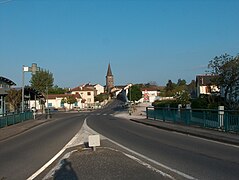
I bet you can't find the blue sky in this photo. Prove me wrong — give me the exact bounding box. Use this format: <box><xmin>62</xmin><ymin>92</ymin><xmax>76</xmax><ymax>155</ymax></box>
<box><xmin>0</xmin><ymin>0</ymin><xmax>239</xmax><ymax>88</ymax></box>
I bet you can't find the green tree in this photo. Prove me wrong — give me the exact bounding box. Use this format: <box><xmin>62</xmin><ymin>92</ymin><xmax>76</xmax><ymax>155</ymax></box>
<box><xmin>5</xmin><ymin>89</ymin><xmax>22</xmax><ymax>112</ymax></box>
<box><xmin>164</xmin><ymin>80</ymin><xmax>176</xmax><ymax>97</ymax></box>
<box><xmin>187</xmin><ymin>80</ymin><xmax>196</xmax><ymax>97</ymax></box>
<box><xmin>30</xmin><ymin>69</ymin><xmax>54</xmax><ymax>93</ymax></box>
<box><xmin>95</xmin><ymin>93</ymin><xmax>109</xmax><ymax>102</ymax></box>
<box><xmin>128</xmin><ymin>85</ymin><xmax>142</xmax><ymax>102</ymax></box>
<box><xmin>208</xmin><ymin>53</ymin><xmax>239</xmax><ymax>109</ymax></box>
<box><xmin>63</xmin><ymin>95</ymin><xmax>77</xmax><ymax>109</ymax></box>
<box><xmin>177</xmin><ymin>79</ymin><xmax>186</xmax><ymax>86</ymax></box>
<box><xmin>174</xmin><ymin>90</ymin><xmax>190</xmax><ymax>107</ymax></box>
<box><xmin>49</xmin><ymin>85</ymin><xmax>68</xmax><ymax>94</ymax></box>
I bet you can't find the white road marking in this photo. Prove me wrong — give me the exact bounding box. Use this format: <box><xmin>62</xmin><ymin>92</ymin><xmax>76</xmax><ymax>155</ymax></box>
<box><xmin>27</xmin><ymin>148</ymin><xmax>66</xmax><ymax>180</ymax></box>
<box><xmin>28</xmin><ymin>117</ymin><xmax>197</xmax><ymax>180</ymax></box>
<box><xmin>27</xmin><ymin>117</ymin><xmax>105</xmax><ymax>180</ymax></box>
<box><xmin>84</xmin><ymin>120</ymin><xmax>197</xmax><ymax>180</ymax></box>
<box><xmin>42</xmin><ymin>150</ymin><xmax>77</xmax><ymax>180</ymax></box>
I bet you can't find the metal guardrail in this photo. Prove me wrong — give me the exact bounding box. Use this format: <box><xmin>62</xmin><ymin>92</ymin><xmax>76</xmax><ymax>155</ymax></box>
<box><xmin>146</xmin><ymin>107</ymin><xmax>239</xmax><ymax>133</ymax></box>
<box><xmin>0</xmin><ymin>111</ymin><xmax>33</xmax><ymax>128</ymax></box>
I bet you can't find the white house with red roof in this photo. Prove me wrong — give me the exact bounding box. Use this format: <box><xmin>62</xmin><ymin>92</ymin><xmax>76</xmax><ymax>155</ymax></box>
<box><xmin>140</xmin><ymin>87</ymin><xmax>160</xmax><ymax>103</ymax></box>
<box><xmin>70</xmin><ymin>85</ymin><xmax>95</xmax><ymax>105</ymax></box>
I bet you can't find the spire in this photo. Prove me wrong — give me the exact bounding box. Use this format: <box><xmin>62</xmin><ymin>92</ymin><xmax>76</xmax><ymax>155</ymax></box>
<box><xmin>107</xmin><ymin>63</ymin><xmax>113</xmax><ymax>76</ymax></box>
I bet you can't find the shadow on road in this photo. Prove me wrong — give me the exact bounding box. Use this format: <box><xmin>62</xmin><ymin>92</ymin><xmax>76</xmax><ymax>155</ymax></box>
<box><xmin>53</xmin><ymin>159</ymin><xmax>78</xmax><ymax>180</ymax></box>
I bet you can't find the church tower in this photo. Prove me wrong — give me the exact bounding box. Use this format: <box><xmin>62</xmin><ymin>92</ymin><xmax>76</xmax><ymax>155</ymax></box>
<box><xmin>106</xmin><ymin>63</ymin><xmax>114</xmax><ymax>93</ymax></box>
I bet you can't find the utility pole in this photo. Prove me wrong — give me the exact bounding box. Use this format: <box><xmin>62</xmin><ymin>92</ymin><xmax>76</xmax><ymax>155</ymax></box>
<box><xmin>21</xmin><ymin>63</ymin><xmax>39</xmax><ymax>113</ymax></box>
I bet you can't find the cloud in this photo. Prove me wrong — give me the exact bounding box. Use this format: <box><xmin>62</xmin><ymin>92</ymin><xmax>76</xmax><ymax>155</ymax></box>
<box><xmin>0</xmin><ymin>0</ymin><xmax>12</xmax><ymax>4</ymax></box>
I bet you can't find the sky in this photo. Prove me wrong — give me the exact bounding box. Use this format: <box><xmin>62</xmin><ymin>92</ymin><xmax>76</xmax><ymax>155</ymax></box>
<box><xmin>0</xmin><ymin>0</ymin><xmax>239</xmax><ymax>88</ymax></box>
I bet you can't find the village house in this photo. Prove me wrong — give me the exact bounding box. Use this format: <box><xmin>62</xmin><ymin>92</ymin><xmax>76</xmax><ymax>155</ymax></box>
<box><xmin>29</xmin><ymin>93</ymin><xmax>82</xmax><ymax>111</ymax></box>
<box><xmin>70</xmin><ymin>85</ymin><xmax>95</xmax><ymax>107</ymax></box>
<box><xmin>196</xmin><ymin>74</ymin><xmax>220</xmax><ymax>97</ymax></box>
<box><xmin>0</xmin><ymin>76</ymin><xmax>16</xmax><ymax>114</ymax></box>
<box><xmin>140</xmin><ymin>87</ymin><xmax>161</xmax><ymax>103</ymax></box>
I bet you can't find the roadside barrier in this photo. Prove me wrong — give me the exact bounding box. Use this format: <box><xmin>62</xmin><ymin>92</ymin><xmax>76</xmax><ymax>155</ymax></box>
<box><xmin>146</xmin><ymin>107</ymin><xmax>239</xmax><ymax>133</ymax></box>
<box><xmin>0</xmin><ymin>111</ymin><xmax>33</xmax><ymax>128</ymax></box>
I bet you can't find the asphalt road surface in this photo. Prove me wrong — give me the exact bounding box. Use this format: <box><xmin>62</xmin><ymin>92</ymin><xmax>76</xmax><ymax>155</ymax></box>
<box><xmin>87</xmin><ymin>100</ymin><xmax>239</xmax><ymax>180</ymax></box>
<box><xmin>0</xmin><ymin>113</ymin><xmax>85</xmax><ymax>180</ymax></box>
<box><xmin>0</xmin><ymin>99</ymin><xmax>239</xmax><ymax>180</ymax></box>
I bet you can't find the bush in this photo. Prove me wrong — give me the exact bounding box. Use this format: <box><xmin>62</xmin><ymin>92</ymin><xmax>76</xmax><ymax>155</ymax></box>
<box><xmin>152</xmin><ymin>100</ymin><xmax>178</xmax><ymax>108</ymax></box>
<box><xmin>191</xmin><ymin>95</ymin><xmax>222</xmax><ymax>109</ymax></box>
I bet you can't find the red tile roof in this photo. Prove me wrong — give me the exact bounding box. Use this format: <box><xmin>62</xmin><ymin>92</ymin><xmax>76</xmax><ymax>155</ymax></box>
<box><xmin>47</xmin><ymin>94</ymin><xmax>81</xmax><ymax>99</ymax></box>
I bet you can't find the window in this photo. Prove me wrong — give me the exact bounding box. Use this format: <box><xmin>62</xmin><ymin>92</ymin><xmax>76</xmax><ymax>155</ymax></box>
<box><xmin>48</xmin><ymin>103</ymin><xmax>52</xmax><ymax>107</ymax></box>
<box><xmin>87</xmin><ymin>92</ymin><xmax>91</xmax><ymax>95</ymax></box>
<box><xmin>60</xmin><ymin>101</ymin><xmax>64</xmax><ymax>107</ymax></box>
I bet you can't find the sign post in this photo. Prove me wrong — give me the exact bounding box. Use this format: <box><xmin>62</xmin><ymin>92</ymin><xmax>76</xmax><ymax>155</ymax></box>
<box><xmin>88</xmin><ymin>135</ymin><xmax>100</xmax><ymax>151</ymax></box>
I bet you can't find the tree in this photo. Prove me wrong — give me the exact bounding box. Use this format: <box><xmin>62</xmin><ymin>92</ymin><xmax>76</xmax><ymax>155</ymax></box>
<box><xmin>177</xmin><ymin>79</ymin><xmax>186</xmax><ymax>86</ymax></box>
<box><xmin>95</xmin><ymin>93</ymin><xmax>109</xmax><ymax>102</ymax></box>
<box><xmin>164</xmin><ymin>80</ymin><xmax>177</xmax><ymax>97</ymax></box>
<box><xmin>208</xmin><ymin>53</ymin><xmax>239</xmax><ymax>109</ymax></box>
<box><xmin>128</xmin><ymin>85</ymin><xmax>142</xmax><ymax>102</ymax></box>
<box><xmin>49</xmin><ymin>85</ymin><xmax>68</xmax><ymax>94</ymax></box>
<box><xmin>30</xmin><ymin>69</ymin><xmax>54</xmax><ymax>93</ymax></box>
<box><xmin>63</xmin><ymin>95</ymin><xmax>77</xmax><ymax>109</ymax></box>
<box><xmin>174</xmin><ymin>90</ymin><xmax>190</xmax><ymax>107</ymax></box>
<box><xmin>5</xmin><ymin>89</ymin><xmax>22</xmax><ymax>112</ymax></box>
<box><xmin>187</xmin><ymin>80</ymin><xmax>196</xmax><ymax>97</ymax></box>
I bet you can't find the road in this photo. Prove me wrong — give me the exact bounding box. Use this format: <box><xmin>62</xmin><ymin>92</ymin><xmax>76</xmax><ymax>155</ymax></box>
<box><xmin>87</xmin><ymin>100</ymin><xmax>239</xmax><ymax>180</ymax></box>
<box><xmin>0</xmin><ymin>99</ymin><xmax>239</xmax><ymax>179</ymax></box>
<box><xmin>0</xmin><ymin>113</ymin><xmax>85</xmax><ymax>180</ymax></box>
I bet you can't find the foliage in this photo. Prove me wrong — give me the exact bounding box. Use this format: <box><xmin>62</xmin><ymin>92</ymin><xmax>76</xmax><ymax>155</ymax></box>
<box><xmin>187</xmin><ymin>80</ymin><xmax>197</xmax><ymax>98</ymax></box>
<box><xmin>5</xmin><ymin>89</ymin><xmax>22</xmax><ymax>112</ymax></box>
<box><xmin>62</xmin><ymin>95</ymin><xmax>77</xmax><ymax>109</ymax></box>
<box><xmin>128</xmin><ymin>85</ymin><xmax>142</xmax><ymax>102</ymax></box>
<box><xmin>30</xmin><ymin>69</ymin><xmax>54</xmax><ymax>93</ymax></box>
<box><xmin>152</xmin><ymin>100</ymin><xmax>178</xmax><ymax>108</ymax></box>
<box><xmin>164</xmin><ymin>80</ymin><xmax>177</xmax><ymax>96</ymax></box>
<box><xmin>49</xmin><ymin>85</ymin><xmax>68</xmax><ymax>94</ymax></box>
<box><xmin>177</xmin><ymin>79</ymin><xmax>186</xmax><ymax>86</ymax></box>
<box><xmin>95</xmin><ymin>93</ymin><xmax>109</xmax><ymax>102</ymax></box>
<box><xmin>191</xmin><ymin>95</ymin><xmax>222</xmax><ymax>109</ymax></box>
<box><xmin>174</xmin><ymin>90</ymin><xmax>191</xmax><ymax>107</ymax></box>
<box><xmin>208</xmin><ymin>53</ymin><xmax>239</xmax><ymax>109</ymax></box>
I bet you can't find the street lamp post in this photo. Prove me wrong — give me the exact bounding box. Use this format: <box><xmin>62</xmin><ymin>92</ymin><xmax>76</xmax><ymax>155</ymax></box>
<box><xmin>129</xmin><ymin>84</ymin><xmax>132</xmax><ymax>115</ymax></box>
<box><xmin>21</xmin><ymin>63</ymin><xmax>39</xmax><ymax>113</ymax></box>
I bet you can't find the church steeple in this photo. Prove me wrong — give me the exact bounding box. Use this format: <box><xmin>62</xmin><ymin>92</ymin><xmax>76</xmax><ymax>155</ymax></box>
<box><xmin>106</xmin><ymin>63</ymin><xmax>114</xmax><ymax>93</ymax></box>
<box><xmin>107</xmin><ymin>63</ymin><xmax>113</xmax><ymax>76</ymax></box>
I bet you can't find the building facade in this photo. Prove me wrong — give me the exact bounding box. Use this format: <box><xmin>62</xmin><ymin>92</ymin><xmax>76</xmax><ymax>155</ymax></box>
<box><xmin>0</xmin><ymin>76</ymin><xmax>16</xmax><ymax>114</ymax></box>
<box><xmin>196</xmin><ymin>74</ymin><xmax>220</xmax><ymax>97</ymax></box>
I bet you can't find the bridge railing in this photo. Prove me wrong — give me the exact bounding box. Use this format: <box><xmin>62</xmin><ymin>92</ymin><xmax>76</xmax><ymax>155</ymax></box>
<box><xmin>0</xmin><ymin>111</ymin><xmax>33</xmax><ymax>128</ymax></box>
<box><xmin>146</xmin><ymin>107</ymin><xmax>239</xmax><ymax>133</ymax></box>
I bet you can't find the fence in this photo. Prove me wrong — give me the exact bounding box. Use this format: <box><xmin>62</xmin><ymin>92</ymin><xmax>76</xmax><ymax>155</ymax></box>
<box><xmin>0</xmin><ymin>111</ymin><xmax>33</xmax><ymax>128</ymax></box>
<box><xmin>146</xmin><ymin>107</ymin><xmax>239</xmax><ymax>133</ymax></box>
